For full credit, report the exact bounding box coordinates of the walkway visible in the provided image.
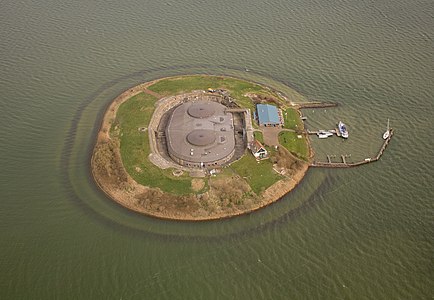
[261,127,281,146]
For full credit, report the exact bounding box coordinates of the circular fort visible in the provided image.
[91,75,310,221]
[148,90,253,175]
[166,101,236,168]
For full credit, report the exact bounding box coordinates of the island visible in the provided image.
[91,75,393,221]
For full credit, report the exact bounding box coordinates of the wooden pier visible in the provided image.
[310,129,394,168]
[294,101,338,109]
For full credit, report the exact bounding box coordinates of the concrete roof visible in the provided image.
[256,104,280,125]
[166,101,235,164]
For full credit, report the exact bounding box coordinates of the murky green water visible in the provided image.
[1,0,433,298]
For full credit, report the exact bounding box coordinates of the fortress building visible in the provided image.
[165,101,236,168]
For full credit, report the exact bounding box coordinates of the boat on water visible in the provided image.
[383,119,390,140]
[317,130,334,139]
[338,121,349,138]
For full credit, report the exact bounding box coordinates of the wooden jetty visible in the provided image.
[294,101,338,109]
[310,129,394,168]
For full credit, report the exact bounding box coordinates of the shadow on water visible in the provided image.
[60,64,332,242]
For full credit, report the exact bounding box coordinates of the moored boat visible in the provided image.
[338,121,349,138]
[317,130,334,139]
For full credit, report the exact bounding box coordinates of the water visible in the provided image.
[1,0,433,298]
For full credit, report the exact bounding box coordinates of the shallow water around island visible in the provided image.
[0,0,433,298]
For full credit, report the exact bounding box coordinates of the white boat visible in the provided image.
[317,130,333,139]
[338,121,349,138]
[383,119,390,140]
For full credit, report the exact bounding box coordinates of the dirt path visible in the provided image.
[261,126,281,146]
[143,88,162,98]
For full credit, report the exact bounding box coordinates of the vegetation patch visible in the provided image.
[114,92,193,194]
[191,179,206,193]
[230,153,283,194]
[278,131,309,161]
[283,108,302,130]
[253,131,264,144]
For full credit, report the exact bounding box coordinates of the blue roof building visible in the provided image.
[256,104,280,126]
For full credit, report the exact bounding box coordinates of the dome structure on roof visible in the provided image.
[188,103,215,119]
[187,129,216,146]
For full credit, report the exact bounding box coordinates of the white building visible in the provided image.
[250,140,268,160]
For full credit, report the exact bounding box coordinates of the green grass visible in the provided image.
[115,92,193,194]
[283,108,302,130]
[278,132,309,161]
[230,153,282,194]
[253,131,264,144]
[148,76,225,95]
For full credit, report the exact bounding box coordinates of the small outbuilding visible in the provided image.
[256,104,281,127]
[250,140,268,160]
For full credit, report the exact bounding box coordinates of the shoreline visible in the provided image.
[91,75,311,221]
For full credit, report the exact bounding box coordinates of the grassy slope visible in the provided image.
[278,132,309,161]
[115,92,193,194]
[280,107,308,160]
[253,131,264,144]
[283,108,302,130]
[230,153,283,194]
